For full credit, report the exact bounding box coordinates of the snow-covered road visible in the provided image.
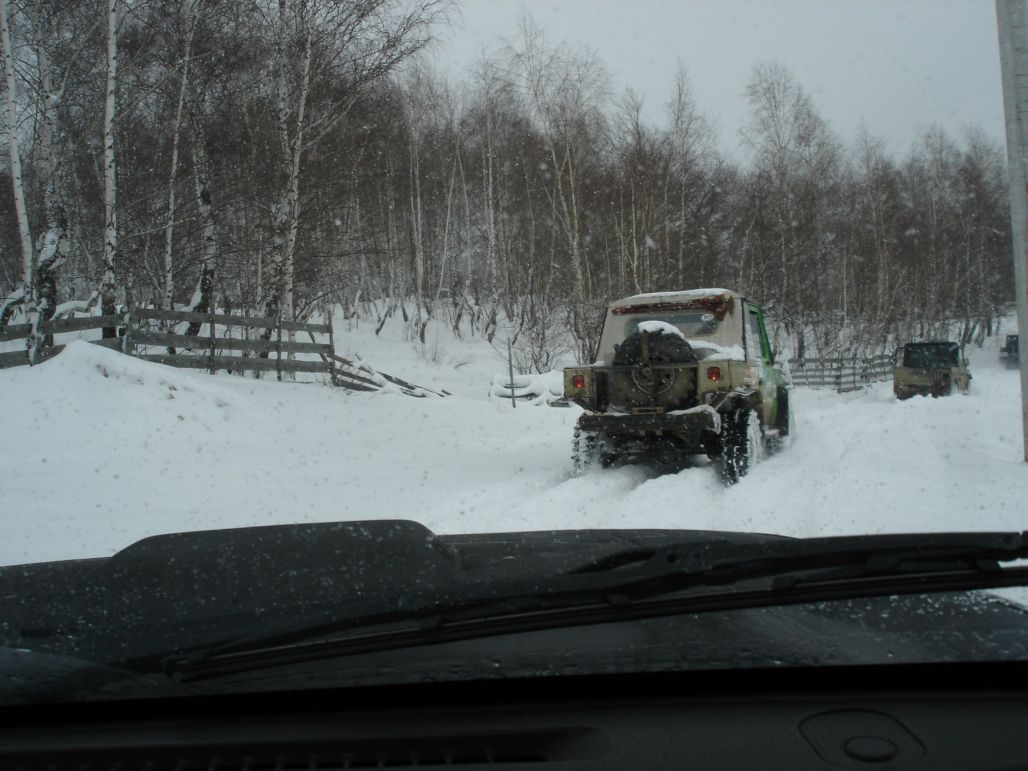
[1,324,1026,568]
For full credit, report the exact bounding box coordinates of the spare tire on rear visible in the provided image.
[613,328,697,367]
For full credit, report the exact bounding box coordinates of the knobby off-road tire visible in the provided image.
[766,388,793,455]
[718,408,764,485]
[571,424,597,476]
[572,424,618,475]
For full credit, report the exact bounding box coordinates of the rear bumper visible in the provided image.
[894,383,951,399]
[578,407,720,438]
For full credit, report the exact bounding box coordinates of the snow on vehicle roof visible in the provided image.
[613,288,740,305]
[687,340,746,362]
[636,320,687,339]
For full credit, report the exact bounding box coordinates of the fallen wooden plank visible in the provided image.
[329,365,382,389]
[332,374,380,392]
[328,353,447,397]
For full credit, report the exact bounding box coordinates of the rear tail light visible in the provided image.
[572,374,586,389]
[706,366,722,382]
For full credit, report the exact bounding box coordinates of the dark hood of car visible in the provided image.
[0,520,778,658]
[1,520,1026,703]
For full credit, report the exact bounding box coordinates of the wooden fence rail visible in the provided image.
[0,308,334,381]
[788,354,893,392]
[0,307,447,397]
[130,307,331,334]
[125,306,335,382]
[0,315,125,368]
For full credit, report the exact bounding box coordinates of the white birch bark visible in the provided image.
[162,0,198,312]
[190,94,217,298]
[408,127,426,341]
[283,25,313,336]
[100,0,120,334]
[434,147,459,309]
[25,14,70,359]
[482,114,500,342]
[1,0,33,293]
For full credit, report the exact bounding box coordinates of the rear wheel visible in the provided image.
[572,424,617,475]
[718,408,763,485]
[766,389,792,455]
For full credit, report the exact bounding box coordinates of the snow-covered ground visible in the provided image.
[1,314,1026,569]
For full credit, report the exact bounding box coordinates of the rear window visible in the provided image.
[625,312,719,338]
[902,345,959,368]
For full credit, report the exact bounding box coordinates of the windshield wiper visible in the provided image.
[165,531,1028,681]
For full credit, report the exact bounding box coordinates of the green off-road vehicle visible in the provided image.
[563,289,791,484]
[893,341,971,399]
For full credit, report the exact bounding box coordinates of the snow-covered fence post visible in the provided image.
[123,303,134,356]
[506,337,516,409]
[328,312,336,386]
[276,313,283,382]
[207,294,216,375]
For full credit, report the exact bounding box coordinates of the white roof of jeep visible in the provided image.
[610,288,742,306]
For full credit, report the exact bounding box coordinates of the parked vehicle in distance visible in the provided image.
[893,341,971,399]
[1000,334,1019,369]
[563,289,790,484]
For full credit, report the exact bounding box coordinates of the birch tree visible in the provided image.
[741,61,840,349]
[1,0,83,357]
[509,18,609,361]
[0,0,32,327]
[262,0,442,335]
[100,0,119,336]
[161,0,198,314]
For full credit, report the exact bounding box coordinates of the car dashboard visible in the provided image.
[2,662,1027,770]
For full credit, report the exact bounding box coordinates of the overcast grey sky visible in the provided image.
[434,0,1006,159]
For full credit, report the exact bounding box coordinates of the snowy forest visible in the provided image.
[0,0,1016,368]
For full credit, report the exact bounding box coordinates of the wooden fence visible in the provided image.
[787,354,893,392]
[127,307,335,382]
[0,308,446,397]
[0,314,124,369]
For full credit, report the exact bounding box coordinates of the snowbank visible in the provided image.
[1,331,1026,581]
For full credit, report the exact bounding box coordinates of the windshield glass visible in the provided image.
[1,0,1026,706]
[902,345,961,369]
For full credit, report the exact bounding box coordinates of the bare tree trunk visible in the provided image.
[28,26,69,354]
[484,127,500,342]
[453,146,473,336]
[434,146,459,309]
[183,84,217,339]
[101,0,120,338]
[263,5,313,378]
[161,0,197,314]
[1,0,33,326]
[408,127,427,342]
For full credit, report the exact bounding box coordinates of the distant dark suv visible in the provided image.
[563,289,790,484]
[1000,334,1019,369]
[893,342,971,399]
